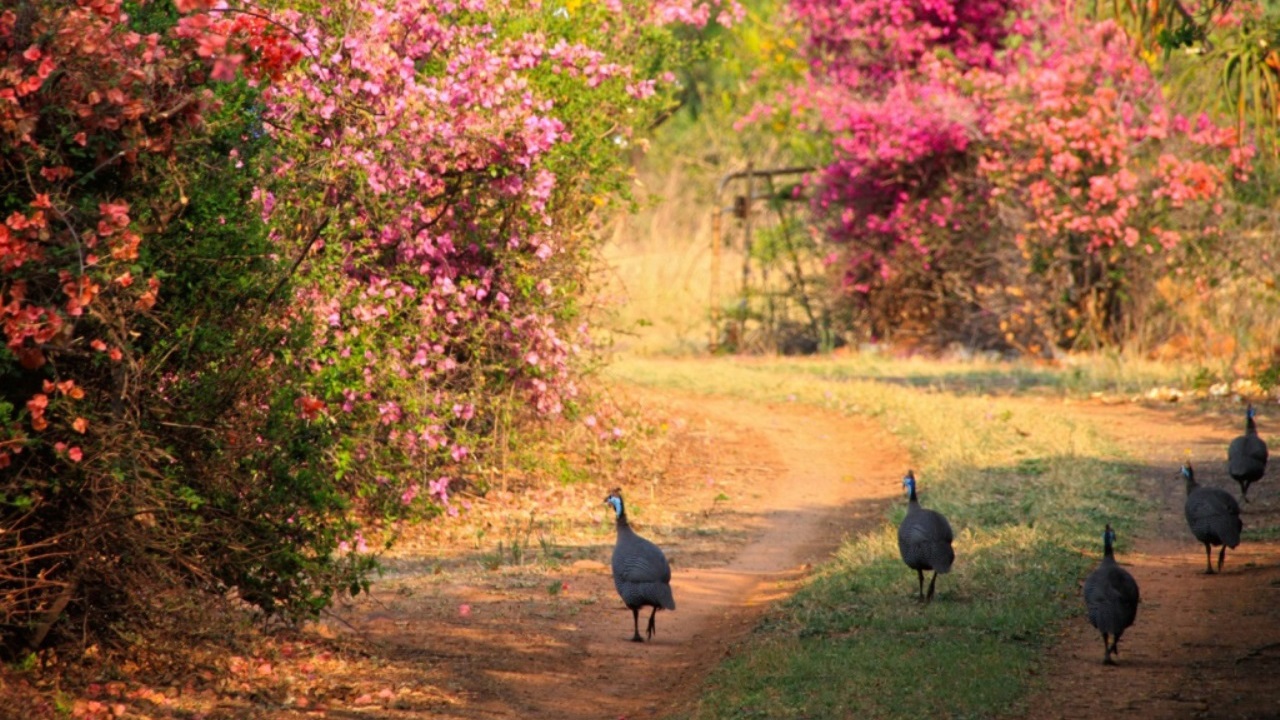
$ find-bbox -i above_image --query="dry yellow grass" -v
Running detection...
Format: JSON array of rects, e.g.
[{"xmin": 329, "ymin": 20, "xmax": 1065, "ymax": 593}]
[
  {"xmin": 595, "ymin": 163, "xmax": 745, "ymax": 356},
  {"xmin": 596, "ymin": 128, "xmax": 1280, "ymax": 380}
]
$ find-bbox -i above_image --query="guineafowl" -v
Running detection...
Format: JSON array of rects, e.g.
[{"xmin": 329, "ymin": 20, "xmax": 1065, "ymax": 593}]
[
  {"xmin": 604, "ymin": 488, "xmax": 675, "ymax": 642},
  {"xmin": 1228, "ymin": 404, "xmax": 1268, "ymax": 502},
  {"xmin": 1083, "ymin": 524, "xmax": 1140, "ymax": 666},
  {"xmin": 897, "ymin": 470, "xmax": 955, "ymax": 602},
  {"xmin": 1182, "ymin": 462, "xmax": 1243, "ymax": 574}
]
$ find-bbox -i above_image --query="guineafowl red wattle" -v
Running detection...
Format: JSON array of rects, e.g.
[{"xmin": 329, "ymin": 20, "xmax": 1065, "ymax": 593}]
[
  {"xmin": 605, "ymin": 488, "xmax": 675, "ymax": 642},
  {"xmin": 896, "ymin": 470, "xmax": 955, "ymax": 602},
  {"xmin": 1182, "ymin": 462, "xmax": 1243, "ymax": 574},
  {"xmin": 1228, "ymin": 404, "xmax": 1268, "ymax": 502},
  {"xmin": 1083, "ymin": 524, "xmax": 1140, "ymax": 666}
]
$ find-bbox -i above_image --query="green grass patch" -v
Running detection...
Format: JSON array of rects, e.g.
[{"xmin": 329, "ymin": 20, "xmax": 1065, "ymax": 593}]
[
  {"xmin": 751, "ymin": 353, "xmax": 1196, "ymax": 398},
  {"xmin": 1243, "ymin": 523, "xmax": 1280, "ymax": 541},
  {"xmin": 686, "ymin": 458, "xmax": 1140, "ymax": 720},
  {"xmin": 607, "ymin": 357, "xmax": 1151, "ymax": 720},
  {"xmin": 608, "ymin": 352, "xmax": 1195, "ymax": 400}
]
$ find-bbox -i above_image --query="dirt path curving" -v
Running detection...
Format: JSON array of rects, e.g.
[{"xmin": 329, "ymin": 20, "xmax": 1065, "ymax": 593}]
[
  {"xmin": 328, "ymin": 390, "xmax": 910, "ymax": 719},
  {"xmin": 1025, "ymin": 399, "xmax": 1280, "ymax": 720},
  {"xmin": 14, "ymin": 368, "xmax": 1280, "ymax": 719},
  {"xmin": 321, "ymin": 390, "xmax": 1280, "ymax": 720}
]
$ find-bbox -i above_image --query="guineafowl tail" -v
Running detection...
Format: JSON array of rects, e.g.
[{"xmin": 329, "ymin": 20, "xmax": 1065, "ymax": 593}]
[
  {"xmin": 1220, "ymin": 516, "xmax": 1244, "ymax": 549},
  {"xmin": 932, "ymin": 547, "xmax": 956, "ymax": 575},
  {"xmin": 654, "ymin": 583, "xmax": 676, "ymax": 611}
]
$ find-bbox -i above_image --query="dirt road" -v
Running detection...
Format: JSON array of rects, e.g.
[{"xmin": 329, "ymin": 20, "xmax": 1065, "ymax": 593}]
[
  {"xmin": 1025, "ymin": 400, "xmax": 1280, "ymax": 720},
  {"xmin": 330, "ymin": 391, "xmax": 907, "ymax": 718},
  {"xmin": 326, "ymin": 391, "xmax": 1279, "ymax": 720}
]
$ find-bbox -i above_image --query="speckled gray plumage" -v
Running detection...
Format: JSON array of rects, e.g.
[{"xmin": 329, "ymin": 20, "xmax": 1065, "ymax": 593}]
[
  {"xmin": 1228, "ymin": 405, "xmax": 1267, "ymax": 502},
  {"xmin": 897, "ymin": 471, "xmax": 954, "ymax": 601},
  {"xmin": 1183, "ymin": 462, "xmax": 1243, "ymax": 573},
  {"xmin": 1084, "ymin": 525, "xmax": 1139, "ymax": 665},
  {"xmin": 606, "ymin": 489, "xmax": 674, "ymax": 642}
]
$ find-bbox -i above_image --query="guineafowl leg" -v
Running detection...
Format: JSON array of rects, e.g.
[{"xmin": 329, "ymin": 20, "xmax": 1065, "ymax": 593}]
[
  {"xmin": 1204, "ymin": 543, "xmax": 1215, "ymax": 574},
  {"xmin": 1242, "ymin": 482, "xmax": 1252, "ymax": 503},
  {"xmin": 925, "ymin": 571, "xmax": 938, "ymax": 602},
  {"xmin": 630, "ymin": 607, "xmax": 644, "ymax": 642},
  {"xmin": 1217, "ymin": 546, "xmax": 1227, "ymax": 573},
  {"xmin": 1101, "ymin": 633, "xmax": 1113, "ymax": 665},
  {"xmin": 646, "ymin": 607, "xmax": 658, "ymax": 641},
  {"xmin": 916, "ymin": 569, "xmax": 925, "ymax": 601}
]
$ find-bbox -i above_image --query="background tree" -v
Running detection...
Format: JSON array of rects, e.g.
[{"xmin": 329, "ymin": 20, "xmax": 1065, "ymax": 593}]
[{"xmin": 748, "ymin": 0, "xmax": 1252, "ymax": 353}]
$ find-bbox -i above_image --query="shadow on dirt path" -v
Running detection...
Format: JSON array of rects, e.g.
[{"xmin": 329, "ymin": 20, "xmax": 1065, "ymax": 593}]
[
  {"xmin": 1024, "ymin": 399, "xmax": 1280, "ymax": 720},
  {"xmin": 328, "ymin": 390, "xmax": 910, "ymax": 719},
  {"xmin": 324, "ymin": 391, "xmax": 1279, "ymax": 720}
]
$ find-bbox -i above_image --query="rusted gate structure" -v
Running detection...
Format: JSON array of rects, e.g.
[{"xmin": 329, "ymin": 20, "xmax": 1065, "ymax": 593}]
[{"xmin": 709, "ymin": 164, "xmax": 821, "ymax": 352}]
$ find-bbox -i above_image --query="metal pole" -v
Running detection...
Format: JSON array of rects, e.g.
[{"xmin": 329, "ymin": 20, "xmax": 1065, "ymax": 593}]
[
  {"xmin": 740, "ymin": 163, "xmax": 753, "ymax": 346},
  {"xmin": 710, "ymin": 206, "xmax": 722, "ymax": 351}
]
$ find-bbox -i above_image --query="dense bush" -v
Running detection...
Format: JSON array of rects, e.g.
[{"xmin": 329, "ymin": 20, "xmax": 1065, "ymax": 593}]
[
  {"xmin": 0, "ymin": 0, "xmax": 316, "ymax": 657},
  {"xmin": 0, "ymin": 0, "xmax": 736, "ymax": 658},
  {"xmin": 759, "ymin": 0, "xmax": 1252, "ymax": 352}
]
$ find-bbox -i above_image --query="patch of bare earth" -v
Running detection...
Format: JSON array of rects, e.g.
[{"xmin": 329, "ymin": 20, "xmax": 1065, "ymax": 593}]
[
  {"xmin": 308, "ymin": 389, "xmax": 909, "ymax": 720},
  {"xmin": 12, "ymin": 385, "xmax": 1279, "ymax": 720},
  {"xmin": 324, "ymin": 393, "xmax": 1280, "ymax": 720},
  {"xmin": 1025, "ymin": 399, "xmax": 1280, "ymax": 720}
]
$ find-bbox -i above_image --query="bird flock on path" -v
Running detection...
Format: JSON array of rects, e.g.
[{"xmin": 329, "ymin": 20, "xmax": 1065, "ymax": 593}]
[{"xmin": 603, "ymin": 404, "xmax": 1269, "ymax": 668}]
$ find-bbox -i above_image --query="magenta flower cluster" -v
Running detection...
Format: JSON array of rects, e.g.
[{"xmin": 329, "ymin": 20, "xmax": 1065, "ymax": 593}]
[
  {"xmin": 772, "ymin": 0, "xmax": 1249, "ymax": 345},
  {"xmin": 250, "ymin": 0, "xmax": 739, "ymax": 519}
]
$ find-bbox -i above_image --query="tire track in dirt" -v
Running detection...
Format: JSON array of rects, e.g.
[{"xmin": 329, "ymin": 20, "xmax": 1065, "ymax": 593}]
[
  {"xmin": 588, "ymin": 393, "xmax": 909, "ymax": 720},
  {"xmin": 1025, "ymin": 400, "xmax": 1280, "ymax": 720},
  {"xmin": 336, "ymin": 391, "xmax": 909, "ymax": 719}
]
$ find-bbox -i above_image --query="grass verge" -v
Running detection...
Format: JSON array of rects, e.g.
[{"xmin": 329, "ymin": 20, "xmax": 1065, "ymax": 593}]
[{"xmin": 606, "ymin": 356, "xmax": 1151, "ymax": 719}]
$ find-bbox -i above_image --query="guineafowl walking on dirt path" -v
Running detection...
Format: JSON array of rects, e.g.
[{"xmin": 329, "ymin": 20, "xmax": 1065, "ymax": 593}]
[
  {"xmin": 897, "ymin": 470, "xmax": 955, "ymax": 602},
  {"xmin": 1183, "ymin": 462, "xmax": 1243, "ymax": 574},
  {"xmin": 1228, "ymin": 404, "xmax": 1268, "ymax": 502},
  {"xmin": 1083, "ymin": 524, "xmax": 1140, "ymax": 666},
  {"xmin": 605, "ymin": 488, "xmax": 675, "ymax": 642}
]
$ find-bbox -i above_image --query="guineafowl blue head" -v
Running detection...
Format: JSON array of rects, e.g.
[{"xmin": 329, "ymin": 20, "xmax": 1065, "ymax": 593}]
[
  {"xmin": 1181, "ymin": 462, "xmax": 1194, "ymax": 481},
  {"xmin": 1248, "ymin": 404, "xmax": 1257, "ymax": 421},
  {"xmin": 604, "ymin": 488, "xmax": 624, "ymax": 518},
  {"xmin": 902, "ymin": 470, "xmax": 917, "ymax": 497},
  {"xmin": 1100, "ymin": 524, "xmax": 1119, "ymax": 560}
]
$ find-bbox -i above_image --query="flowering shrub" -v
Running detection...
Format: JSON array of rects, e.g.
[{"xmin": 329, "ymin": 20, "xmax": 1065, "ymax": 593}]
[
  {"xmin": 0, "ymin": 0, "xmax": 396, "ymax": 655},
  {"xmin": 0, "ymin": 0, "xmax": 736, "ymax": 655},
  {"xmin": 252, "ymin": 0, "xmax": 742, "ymax": 517},
  {"xmin": 773, "ymin": 0, "xmax": 1250, "ymax": 350},
  {"xmin": 971, "ymin": 19, "xmax": 1250, "ymax": 349}
]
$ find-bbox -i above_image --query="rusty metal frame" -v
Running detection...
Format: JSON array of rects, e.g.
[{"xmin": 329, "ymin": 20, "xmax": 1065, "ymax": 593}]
[{"xmin": 710, "ymin": 164, "xmax": 815, "ymax": 351}]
